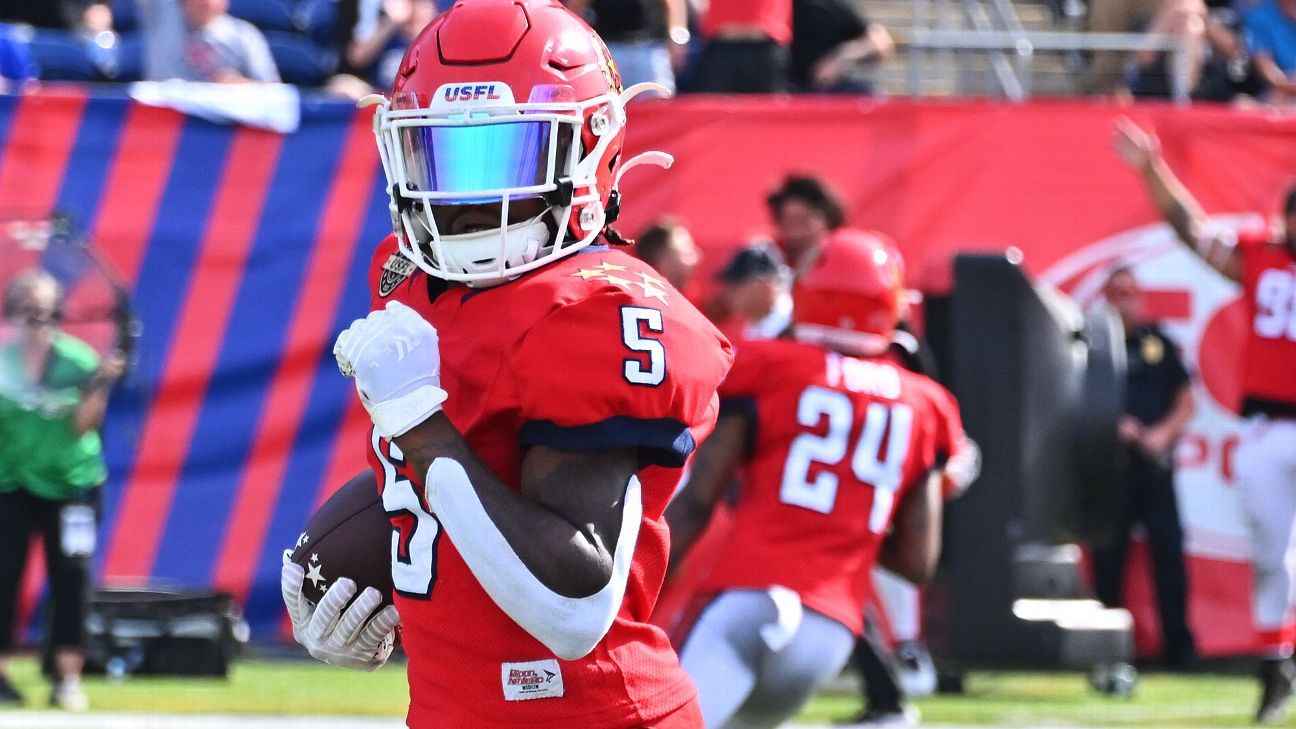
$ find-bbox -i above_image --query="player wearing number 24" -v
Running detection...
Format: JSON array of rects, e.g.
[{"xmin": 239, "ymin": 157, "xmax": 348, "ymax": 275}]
[
  {"xmin": 279, "ymin": 1, "xmax": 732, "ymax": 727},
  {"xmin": 660, "ymin": 229, "xmax": 979, "ymax": 729}
]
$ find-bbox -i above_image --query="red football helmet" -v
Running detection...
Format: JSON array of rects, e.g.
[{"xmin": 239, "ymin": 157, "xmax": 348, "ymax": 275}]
[
  {"xmin": 792, "ymin": 228, "xmax": 907, "ymax": 355},
  {"xmin": 366, "ymin": 0, "xmax": 669, "ymax": 286}
]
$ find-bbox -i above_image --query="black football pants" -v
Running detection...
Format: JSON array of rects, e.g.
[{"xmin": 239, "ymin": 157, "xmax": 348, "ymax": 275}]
[
  {"xmin": 0, "ymin": 488, "xmax": 99, "ymax": 653},
  {"xmin": 1091, "ymin": 458, "xmax": 1196, "ymax": 663}
]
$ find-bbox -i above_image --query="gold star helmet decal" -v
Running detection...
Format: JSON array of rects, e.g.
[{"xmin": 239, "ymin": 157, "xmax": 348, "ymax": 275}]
[{"xmin": 571, "ymin": 261, "xmax": 670, "ymax": 304}]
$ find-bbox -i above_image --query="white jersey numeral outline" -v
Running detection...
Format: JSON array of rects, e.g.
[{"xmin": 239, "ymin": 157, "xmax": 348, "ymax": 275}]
[
  {"xmin": 621, "ymin": 306, "xmax": 666, "ymax": 386},
  {"xmin": 372, "ymin": 429, "xmax": 440, "ymax": 598},
  {"xmin": 779, "ymin": 385, "xmax": 914, "ymax": 533},
  {"xmin": 1254, "ymin": 268, "xmax": 1296, "ymax": 342}
]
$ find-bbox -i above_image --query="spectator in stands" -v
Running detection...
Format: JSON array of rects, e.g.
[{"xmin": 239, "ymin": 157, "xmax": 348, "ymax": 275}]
[
  {"xmin": 790, "ymin": 0, "xmax": 894, "ymax": 94},
  {"xmin": 1244, "ymin": 0, "xmax": 1296, "ymax": 100},
  {"xmin": 341, "ymin": 0, "xmax": 436, "ymax": 89},
  {"xmin": 565, "ymin": 0, "xmax": 689, "ymax": 93},
  {"xmin": 0, "ymin": 24, "xmax": 36, "ymax": 91},
  {"xmin": 684, "ymin": 0, "xmax": 791, "ymax": 92},
  {"xmin": 1, "ymin": 1, "xmax": 111, "ymax": 32},
  {"xmin": 1125, "ymin": 0, "xmax": 1209, "ymax": 97},
  {"xmin": 766, "ymin": 173, "xmax": 847, "ymax": 272},
  {"xmin": 704, "ymin": 242, "xmax": 793, "ymax": 341},
  {"xmin": 634, "ymin": 217, "xmax": 702, "ymax": 294},
  {"xmin": 140, "ymin": 0, "xmax": 280, "ymax": 83},
  {"xmin": 1091, "ymin": 266, "xmax": 1199, "ymax": 670},
  {"xmin": 0, "ymin": 271, "xmax": 124, "ymax": 711},
  {"xmin": 1087, "ymin": 0, "xmax": 1161, "ymax": 93},
  {"xmin": 1125, "ymin": 0, "xmax": 1267, "ymax": 101}
]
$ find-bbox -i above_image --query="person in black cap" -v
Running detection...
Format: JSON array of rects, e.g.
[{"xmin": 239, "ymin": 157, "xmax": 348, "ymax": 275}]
[{"xmin": 705, "ymin": 242, "xmax": 793, "ymax": 341}]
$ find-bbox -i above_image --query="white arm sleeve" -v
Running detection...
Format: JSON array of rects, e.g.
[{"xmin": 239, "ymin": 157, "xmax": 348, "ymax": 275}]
[{"xmin": 424, "ymin": 457, "xmax": 642, "ymax": 661}]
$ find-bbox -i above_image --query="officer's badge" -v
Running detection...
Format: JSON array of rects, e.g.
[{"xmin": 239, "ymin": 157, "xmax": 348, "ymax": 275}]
[
  {"xmin": 1141, "ymin": 334, "xmax": 1164, "ymax": 365},
  {"xmin": 379, "ymin": 253, "xmax": 416, "ymax": 297}
]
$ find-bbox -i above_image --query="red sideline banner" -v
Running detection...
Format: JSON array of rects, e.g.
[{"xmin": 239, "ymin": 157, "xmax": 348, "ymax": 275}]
[{"xmin": 615, "ymin": 98, "xmax": 1294, "ymax": 658}]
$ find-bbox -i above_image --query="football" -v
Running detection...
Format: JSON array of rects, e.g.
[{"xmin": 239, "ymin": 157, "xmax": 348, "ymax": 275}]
[{"xmin": 286, "ymin": 470, "xmax": 393, "ymax": 606}]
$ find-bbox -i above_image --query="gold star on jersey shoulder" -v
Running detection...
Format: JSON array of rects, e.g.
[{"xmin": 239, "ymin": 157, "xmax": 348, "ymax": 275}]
[{"xmin": 570, "ymin": 261, "xmax": 670, "ymax": 304}]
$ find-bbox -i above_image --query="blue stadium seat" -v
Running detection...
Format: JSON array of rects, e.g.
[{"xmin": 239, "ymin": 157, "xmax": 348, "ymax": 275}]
[
  {"xmin": 112, "ymin": 0, "xmax": 139, "ymax": 33},
  {"xmin": 27, "ymin": 29, "xmax": 97, "ymax": 81},
  {"xmin": 113, "ymin": 32, "xmax": 144, "ymax": 82},
  {"xmin": 295, "ymin": 0, "xmax": 338, "ymax": 47},
  {"xmin": 264, "ymin": 31, "xmax": 336, "ymax": 85},
  {"xmin": 229, "ymin": 0, "xmax": 296, "ymax": 32}
]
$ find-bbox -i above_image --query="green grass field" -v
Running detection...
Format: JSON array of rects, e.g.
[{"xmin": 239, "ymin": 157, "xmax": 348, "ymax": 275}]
[{"xmin": 1, "ymin": 655, "xmax": 1274, "ymax": 726}]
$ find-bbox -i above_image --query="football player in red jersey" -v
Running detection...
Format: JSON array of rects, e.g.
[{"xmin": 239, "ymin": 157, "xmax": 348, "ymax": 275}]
[
  {"xmin": 1116, "ymin": 118, "xmax": 1296, "ymax": 724},
  {"xmin": 279, "ymin": 2, "xmax": 732, "ymax": 727},
  {"xmin": 662, "ymin": 229, "xmax": 977, "ymax": 728}
]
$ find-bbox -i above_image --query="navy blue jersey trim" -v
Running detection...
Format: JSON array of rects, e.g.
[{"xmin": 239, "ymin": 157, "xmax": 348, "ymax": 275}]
[{"xmin": 520, "ymin": 415, "xmax": 696, "ymax": 468}]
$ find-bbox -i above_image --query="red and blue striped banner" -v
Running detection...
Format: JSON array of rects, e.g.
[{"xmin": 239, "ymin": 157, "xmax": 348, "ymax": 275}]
[{"xmin": 0, "ymin": 90, "xmax": 385, "ymax": 638}]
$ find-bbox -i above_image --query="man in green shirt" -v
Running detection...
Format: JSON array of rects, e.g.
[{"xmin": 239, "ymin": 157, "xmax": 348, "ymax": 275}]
[{"xmin": 0, "ymin": 270, "xmax": 123, "ymax": 711}]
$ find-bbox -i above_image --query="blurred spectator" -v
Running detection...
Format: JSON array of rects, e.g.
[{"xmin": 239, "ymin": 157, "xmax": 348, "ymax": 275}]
[
  {"xmin": 1193, "ymin": 9, "xmax": 1268, "ymax": 101},
  {"xmin": 1091, "ymin": 266, "xmax": 1199, "ymax": 670},
  {"xmin": 1086, "ymin": 0, "xmax": 1160, "ymax": 93},
  {"xmin": 634, "ymin": 217, "xmax": 701, "ymax": 293},
  {"xmin": 1, "ymin": 1, "xmax": 111, "ymax": 32},
  {"xmin": 1245, "ymin": 0, "xmax": 1296, "ymax": 100},
  {"xmin": 566, "ymin": 0, "xmax": 688, "ymax": 93},
  {"xmin": 340, "ymin": 0, "xmax": 435, "ymax": 89},
  {"xmin": 140, "ymin": 0, "xmax": 281, "ymax": 83},
  {"xmin": 0, "ymin": 271, "xmax": 124, "ymax": 711},
  {"xmin": 1125, "ymin": 0, "xmax": 1267, "ymax": 100},
  {"xmin": 790, "ymin": 0, "xmax": 893, "ymax": 93},
  {"xmin": 0, "ymin": 24, "xmax": 36, "ymax": 91},
  {"xmin": 1125, "ymin": 0, "xmax": 1209, "ymax": 97},
  {"xmin": 765, "ymin": 173, "xmax": 847, "ymax": 272},
  {"xmin": 684, "ymin": 0, "xmax": 791, "ymax": 92},
  {"xmin": 704, "ymin": 242, "xmax": 793, "ymax": 341}
]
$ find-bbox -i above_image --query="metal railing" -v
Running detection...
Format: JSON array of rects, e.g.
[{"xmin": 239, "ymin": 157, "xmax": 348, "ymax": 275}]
[{"xmin": 904, "ymin": 0, "xmax": 1194, "ymax": 101}]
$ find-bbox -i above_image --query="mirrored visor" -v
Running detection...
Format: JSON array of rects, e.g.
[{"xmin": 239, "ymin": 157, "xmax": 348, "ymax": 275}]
[{"xmin": 396, "ymin": 120, "xmax": 562, "ymax": 197}]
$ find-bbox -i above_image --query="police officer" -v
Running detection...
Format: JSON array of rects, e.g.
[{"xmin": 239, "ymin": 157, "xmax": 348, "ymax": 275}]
[{"xmin": 1092, "ymin": 265, "xmax": 1198, "ymax": 668}]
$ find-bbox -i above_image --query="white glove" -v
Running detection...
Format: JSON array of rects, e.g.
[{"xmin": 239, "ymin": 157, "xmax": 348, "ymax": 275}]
[
  {"xmin": 334, "ymin": 300, "xmax": 448, "ymax": 438},
  {"xmin": 281, "ymin": 562, "xmax": 401, "ymax": 672}
]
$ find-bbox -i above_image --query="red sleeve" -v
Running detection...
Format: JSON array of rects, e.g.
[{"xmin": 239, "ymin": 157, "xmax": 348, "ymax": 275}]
[
  {"xmin": 717, "ymin": 342, "xmax": 771, "ymax": 400},
  {"xmin": 513, "ymin": 292, "xmax": 732, "ymax": 467}
]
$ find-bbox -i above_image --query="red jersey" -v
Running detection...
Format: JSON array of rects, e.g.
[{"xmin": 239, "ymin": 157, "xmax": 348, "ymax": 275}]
[
  {"xmin": 700, "ymin": 0, "xmax": 792, "ymax": 45},
  {"xmin": 1237, "ymin": 232, "xmax": 1296, "ymax": 417},
  {"xmin": 688, "ymin": 338, "xmax": 965, "ymax": 635},
  {"xmin": 365, "ymin": 239, "xmax": 733, "ymax": 727}
]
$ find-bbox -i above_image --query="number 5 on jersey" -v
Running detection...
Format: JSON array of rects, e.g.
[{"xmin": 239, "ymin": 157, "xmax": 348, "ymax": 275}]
[{"xmin": 622, "ymin": 306, "xmax": 665, "ymax": 386}]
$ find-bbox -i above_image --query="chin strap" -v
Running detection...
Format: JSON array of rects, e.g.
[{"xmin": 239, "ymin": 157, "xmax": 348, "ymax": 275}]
[{"xmin": 424, "ymin": 458, "xmax": 642, "ymax": 661}]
